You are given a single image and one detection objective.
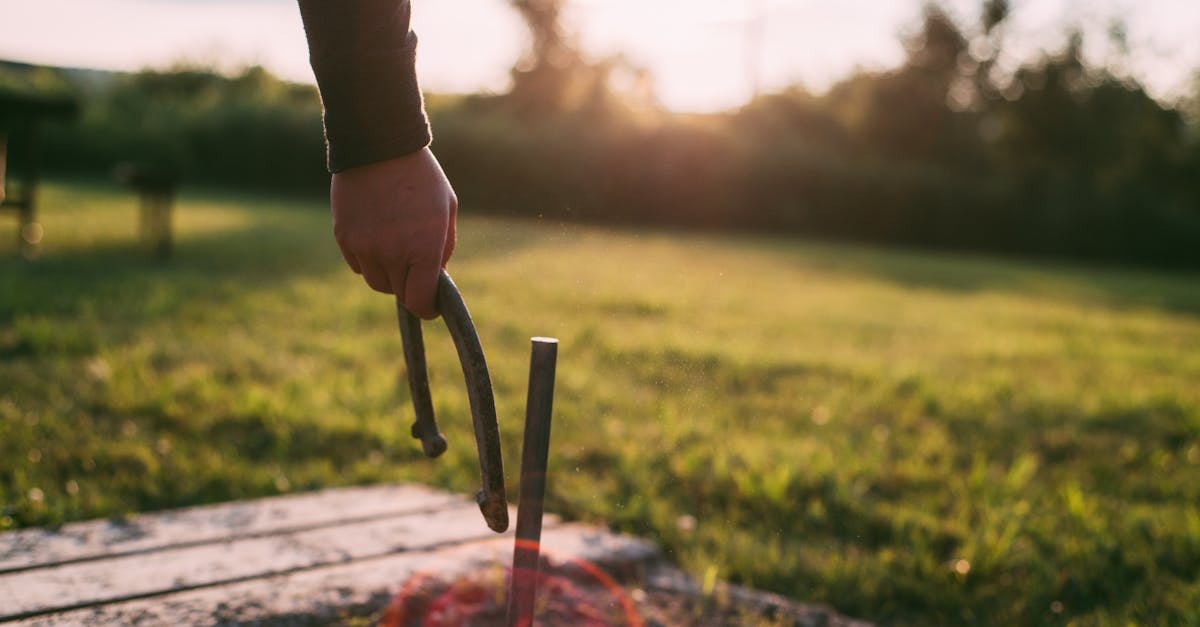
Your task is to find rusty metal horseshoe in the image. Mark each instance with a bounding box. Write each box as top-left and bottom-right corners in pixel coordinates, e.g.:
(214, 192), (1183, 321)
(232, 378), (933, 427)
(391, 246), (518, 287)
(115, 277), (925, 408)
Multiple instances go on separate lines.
(396, 270), (508, 533)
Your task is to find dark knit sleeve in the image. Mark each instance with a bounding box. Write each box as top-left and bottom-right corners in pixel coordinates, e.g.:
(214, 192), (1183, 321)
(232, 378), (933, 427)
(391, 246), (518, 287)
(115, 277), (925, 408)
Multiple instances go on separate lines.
(298, 0), (432, 172)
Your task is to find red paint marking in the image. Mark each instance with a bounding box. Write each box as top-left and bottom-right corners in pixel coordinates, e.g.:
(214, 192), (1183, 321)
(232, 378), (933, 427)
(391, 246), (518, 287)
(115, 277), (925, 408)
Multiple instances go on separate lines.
(381, 552), (643, 627)
(513, 539), (541, 552)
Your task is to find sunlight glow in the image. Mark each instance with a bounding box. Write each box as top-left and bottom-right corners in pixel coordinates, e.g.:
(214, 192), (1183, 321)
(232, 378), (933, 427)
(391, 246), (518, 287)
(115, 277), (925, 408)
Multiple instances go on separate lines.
(0, 0), (1196, 112)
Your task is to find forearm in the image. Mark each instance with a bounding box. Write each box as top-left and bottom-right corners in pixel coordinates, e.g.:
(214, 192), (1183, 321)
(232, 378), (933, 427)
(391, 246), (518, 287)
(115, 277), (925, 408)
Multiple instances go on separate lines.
(298, 0), (431, 172)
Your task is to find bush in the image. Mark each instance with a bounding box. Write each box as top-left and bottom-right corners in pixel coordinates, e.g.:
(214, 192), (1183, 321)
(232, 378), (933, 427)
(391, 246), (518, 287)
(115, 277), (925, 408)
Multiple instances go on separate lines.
(39, 65), (327, 195)
(24, 57), (1200, 269)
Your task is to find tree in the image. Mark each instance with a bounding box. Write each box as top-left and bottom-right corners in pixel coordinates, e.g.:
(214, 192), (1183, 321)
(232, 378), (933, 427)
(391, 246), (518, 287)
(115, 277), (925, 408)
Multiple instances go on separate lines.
(506, 0), (605, 115)
(828, 4), (978, 165)
(989, 30), (1198, 260)
(506, 0), (655, 117)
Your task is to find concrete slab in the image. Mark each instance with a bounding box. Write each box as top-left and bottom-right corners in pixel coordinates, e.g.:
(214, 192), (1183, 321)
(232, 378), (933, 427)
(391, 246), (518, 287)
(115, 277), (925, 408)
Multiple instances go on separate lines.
(0, 484), (649, 625)
(0, 485), (460, 574)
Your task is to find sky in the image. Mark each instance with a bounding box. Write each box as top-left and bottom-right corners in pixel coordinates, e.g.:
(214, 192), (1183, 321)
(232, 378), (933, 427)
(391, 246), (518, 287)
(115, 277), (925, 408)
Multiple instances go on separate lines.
(0, 0), (1197, 112)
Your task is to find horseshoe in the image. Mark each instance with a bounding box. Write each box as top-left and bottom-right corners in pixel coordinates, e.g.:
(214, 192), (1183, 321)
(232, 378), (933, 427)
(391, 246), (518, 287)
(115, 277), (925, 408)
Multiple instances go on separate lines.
(396, 270), (508, 533)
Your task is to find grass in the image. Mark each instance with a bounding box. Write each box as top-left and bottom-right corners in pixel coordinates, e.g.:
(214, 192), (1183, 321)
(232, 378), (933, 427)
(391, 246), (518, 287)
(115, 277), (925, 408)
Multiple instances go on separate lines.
(2, 179), (1199, 625)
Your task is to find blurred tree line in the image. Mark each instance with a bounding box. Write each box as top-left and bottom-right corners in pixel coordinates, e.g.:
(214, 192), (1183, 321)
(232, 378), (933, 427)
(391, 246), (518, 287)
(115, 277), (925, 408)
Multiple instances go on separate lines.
(9, 0), (1200, 267)
(27, 64), (328, 192)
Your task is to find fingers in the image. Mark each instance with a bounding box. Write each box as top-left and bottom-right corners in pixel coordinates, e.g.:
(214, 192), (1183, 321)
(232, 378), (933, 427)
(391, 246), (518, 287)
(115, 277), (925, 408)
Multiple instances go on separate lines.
(338, 245), (363, 274)
(387, 264), (409, 305)
(359, 259), (393, 294)
(360, 256), (435, 319)
(404, 259), (441, 320)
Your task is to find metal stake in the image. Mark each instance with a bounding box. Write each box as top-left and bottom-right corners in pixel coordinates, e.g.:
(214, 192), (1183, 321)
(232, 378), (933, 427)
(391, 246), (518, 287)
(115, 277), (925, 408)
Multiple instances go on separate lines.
(506, 337), (558, 627)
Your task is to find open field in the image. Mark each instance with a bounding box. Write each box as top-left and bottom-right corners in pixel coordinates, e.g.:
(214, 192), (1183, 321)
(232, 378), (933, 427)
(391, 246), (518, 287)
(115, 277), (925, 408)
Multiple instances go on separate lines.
(2, 180), (1199, 625)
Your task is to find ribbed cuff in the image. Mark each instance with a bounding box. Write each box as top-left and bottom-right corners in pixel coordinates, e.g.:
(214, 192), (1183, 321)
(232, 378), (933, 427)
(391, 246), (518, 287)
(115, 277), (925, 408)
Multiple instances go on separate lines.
(300, 1), (432, 172)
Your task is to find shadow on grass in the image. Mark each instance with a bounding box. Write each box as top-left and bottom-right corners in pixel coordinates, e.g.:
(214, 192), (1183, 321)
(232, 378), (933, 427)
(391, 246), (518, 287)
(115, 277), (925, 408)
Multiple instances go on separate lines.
(753, 236), (1200, 317)
(0, 221), (336, 323)
(0, 200), (542, 328)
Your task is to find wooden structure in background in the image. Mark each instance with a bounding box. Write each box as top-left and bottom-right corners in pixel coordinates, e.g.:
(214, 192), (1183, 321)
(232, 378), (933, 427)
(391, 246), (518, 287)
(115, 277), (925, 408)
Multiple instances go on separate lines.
(0, 90), (77, 257)
(113, 162), (179, 259)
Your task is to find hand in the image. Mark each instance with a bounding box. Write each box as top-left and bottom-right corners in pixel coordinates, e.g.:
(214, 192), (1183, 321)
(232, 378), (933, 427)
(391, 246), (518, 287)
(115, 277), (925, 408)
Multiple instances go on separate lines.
(330, 147), (457, 319)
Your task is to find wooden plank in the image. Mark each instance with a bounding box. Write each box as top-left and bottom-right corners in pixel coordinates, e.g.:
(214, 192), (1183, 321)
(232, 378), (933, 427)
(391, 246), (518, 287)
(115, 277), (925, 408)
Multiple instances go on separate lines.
(0, 500), (544, 622)
(10, 524), (659, 626)
(0, 484), (460, 574)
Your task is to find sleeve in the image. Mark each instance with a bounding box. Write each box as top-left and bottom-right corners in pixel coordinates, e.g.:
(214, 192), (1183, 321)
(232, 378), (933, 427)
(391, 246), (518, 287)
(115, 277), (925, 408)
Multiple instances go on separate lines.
(298, 0), (432, 172)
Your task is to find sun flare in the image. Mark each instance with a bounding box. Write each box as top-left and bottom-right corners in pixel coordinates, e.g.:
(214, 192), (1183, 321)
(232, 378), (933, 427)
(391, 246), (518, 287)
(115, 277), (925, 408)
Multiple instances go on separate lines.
(0, 0), (1197, 111)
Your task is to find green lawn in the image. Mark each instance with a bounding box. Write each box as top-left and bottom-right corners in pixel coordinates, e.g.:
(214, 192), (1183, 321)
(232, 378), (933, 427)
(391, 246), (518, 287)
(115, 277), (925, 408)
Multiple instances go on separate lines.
(2, 179), (1199, 625)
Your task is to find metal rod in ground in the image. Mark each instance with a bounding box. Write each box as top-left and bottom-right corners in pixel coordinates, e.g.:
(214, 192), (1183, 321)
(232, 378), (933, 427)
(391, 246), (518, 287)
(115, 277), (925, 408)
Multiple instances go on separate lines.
(506, 337), (559, 627)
